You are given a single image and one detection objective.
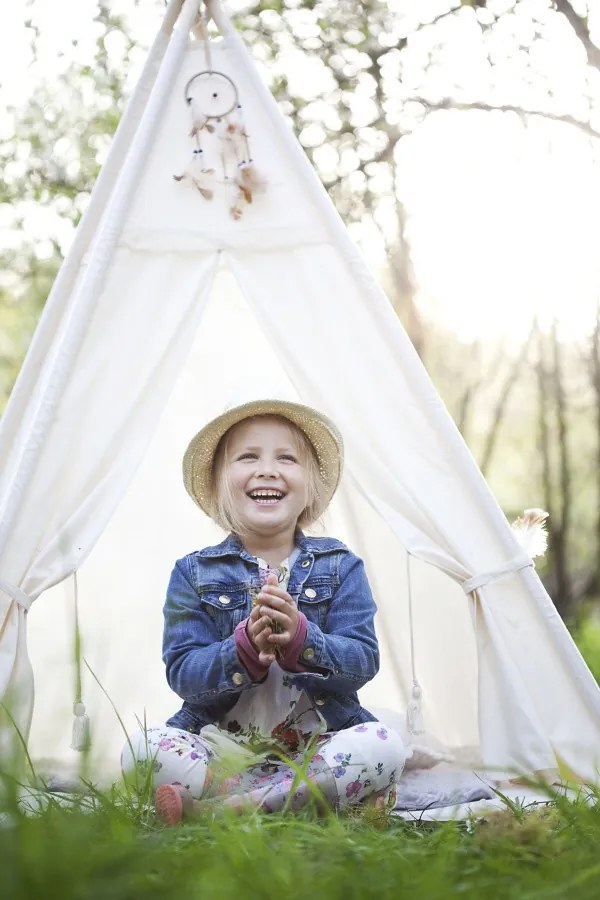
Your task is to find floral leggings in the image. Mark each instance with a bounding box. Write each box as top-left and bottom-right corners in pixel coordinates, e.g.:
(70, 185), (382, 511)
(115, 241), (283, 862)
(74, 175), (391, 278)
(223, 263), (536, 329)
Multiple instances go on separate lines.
(122, 721), (407, 814)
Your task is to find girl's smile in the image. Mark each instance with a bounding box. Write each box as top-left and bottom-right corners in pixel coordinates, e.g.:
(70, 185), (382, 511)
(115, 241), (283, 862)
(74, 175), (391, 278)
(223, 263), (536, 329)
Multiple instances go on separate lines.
(247, 488), (285, 504)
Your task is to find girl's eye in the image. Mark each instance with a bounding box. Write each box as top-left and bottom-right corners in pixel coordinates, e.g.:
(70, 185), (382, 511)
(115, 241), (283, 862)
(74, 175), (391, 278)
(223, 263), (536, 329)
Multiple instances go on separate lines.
(279, 454), (297, 463)
(237, 453), (258, 461)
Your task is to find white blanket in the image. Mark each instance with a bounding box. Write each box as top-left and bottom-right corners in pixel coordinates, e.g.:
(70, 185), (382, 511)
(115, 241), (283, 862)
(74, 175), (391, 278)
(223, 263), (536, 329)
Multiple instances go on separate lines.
(394, 764), (494, 812)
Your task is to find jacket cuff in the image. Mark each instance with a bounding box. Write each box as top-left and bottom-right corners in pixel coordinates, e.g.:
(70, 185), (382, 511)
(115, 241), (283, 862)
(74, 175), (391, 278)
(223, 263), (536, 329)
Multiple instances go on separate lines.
(278, 612), (310, 672)
(285, 619), (331, 678)
(234, 619), (270, 682)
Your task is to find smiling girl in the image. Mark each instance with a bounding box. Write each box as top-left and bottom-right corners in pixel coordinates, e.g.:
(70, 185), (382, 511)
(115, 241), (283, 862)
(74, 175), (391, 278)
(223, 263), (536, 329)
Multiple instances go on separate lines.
(122, 399), (408, 823)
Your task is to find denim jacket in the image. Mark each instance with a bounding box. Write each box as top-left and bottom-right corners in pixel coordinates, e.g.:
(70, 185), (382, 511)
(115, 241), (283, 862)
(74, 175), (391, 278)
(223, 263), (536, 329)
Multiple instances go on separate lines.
(163, 531), (379, 734)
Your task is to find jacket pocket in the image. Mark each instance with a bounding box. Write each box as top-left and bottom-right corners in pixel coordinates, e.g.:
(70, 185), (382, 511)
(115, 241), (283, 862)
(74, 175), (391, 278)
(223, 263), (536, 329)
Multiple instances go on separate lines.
(296, 582), (333, 629)
(199, 588), (249, 639)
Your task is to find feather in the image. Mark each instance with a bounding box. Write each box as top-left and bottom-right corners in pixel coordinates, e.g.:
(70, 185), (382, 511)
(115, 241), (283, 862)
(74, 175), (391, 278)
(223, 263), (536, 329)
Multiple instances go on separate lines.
(235, 163), (267, 204)
(511, 508), (549, 558)
(214, 111), (250, 164)
(187, 96), (215, 138)
(173, 154), (216, 200)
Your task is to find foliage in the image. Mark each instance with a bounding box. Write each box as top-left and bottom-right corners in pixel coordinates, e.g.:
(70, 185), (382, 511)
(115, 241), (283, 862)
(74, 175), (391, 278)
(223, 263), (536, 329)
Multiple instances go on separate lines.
(232, 0), (600, 221)
(0, 0), (131, 409)
(0, 251), (58, 408)
(573, 610), (600, 682)
(1, 1), (130, 216)
(2, 777), (600, 899)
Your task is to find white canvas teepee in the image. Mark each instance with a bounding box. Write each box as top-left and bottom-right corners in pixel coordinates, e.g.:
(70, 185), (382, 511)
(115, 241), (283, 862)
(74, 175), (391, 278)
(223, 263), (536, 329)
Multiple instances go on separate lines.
(2, 0), (600, 782)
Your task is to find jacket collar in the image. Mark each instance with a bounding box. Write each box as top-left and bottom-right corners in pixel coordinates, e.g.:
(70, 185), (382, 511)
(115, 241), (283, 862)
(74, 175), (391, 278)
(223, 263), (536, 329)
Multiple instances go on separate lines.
(197, 530), (346, 559)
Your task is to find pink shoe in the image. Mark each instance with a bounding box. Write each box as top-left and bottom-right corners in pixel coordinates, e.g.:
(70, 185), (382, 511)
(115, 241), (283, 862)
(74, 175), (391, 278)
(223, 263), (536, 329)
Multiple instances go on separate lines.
(155, 784), (192, 826)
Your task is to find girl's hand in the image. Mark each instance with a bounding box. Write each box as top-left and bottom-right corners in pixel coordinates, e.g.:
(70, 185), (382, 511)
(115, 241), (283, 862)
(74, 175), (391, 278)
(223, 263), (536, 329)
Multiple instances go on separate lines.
(247, 604), (277, 666)
(255, 572), (300, 651)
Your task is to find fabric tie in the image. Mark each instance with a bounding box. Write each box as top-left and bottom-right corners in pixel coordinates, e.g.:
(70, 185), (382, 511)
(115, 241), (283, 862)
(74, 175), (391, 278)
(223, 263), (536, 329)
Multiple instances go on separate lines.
(462, 554), (533, 595)
(0, 578), (33, 611)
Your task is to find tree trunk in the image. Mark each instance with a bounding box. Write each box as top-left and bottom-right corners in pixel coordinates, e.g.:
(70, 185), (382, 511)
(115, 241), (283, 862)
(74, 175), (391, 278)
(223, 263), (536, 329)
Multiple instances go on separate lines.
(479, 325), (535, 477)
(590, 300), (600, 594)
(536, 324), (574, 619)
(550, 319), (573, 616)
(386, 160), (425, 358)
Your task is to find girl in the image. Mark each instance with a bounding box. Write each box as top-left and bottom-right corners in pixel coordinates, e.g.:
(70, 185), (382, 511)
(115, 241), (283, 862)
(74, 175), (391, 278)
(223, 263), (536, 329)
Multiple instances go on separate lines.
(123, 399), (408, 823)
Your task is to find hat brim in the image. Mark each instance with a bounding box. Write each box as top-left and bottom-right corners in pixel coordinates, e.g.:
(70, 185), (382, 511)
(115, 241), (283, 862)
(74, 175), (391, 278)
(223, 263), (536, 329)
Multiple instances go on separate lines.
(182, 399), (344, 522)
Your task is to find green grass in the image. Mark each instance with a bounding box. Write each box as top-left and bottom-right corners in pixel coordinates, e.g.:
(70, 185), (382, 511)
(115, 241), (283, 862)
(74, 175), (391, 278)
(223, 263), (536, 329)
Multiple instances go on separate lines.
(573, 612), (600, 683)
(2, 775), (600, 900)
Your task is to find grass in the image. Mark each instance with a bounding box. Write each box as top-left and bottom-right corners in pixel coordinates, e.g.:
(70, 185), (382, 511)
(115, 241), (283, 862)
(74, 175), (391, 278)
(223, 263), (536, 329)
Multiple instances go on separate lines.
(2, 767), (600, 900)
(572, 611), (600, 683)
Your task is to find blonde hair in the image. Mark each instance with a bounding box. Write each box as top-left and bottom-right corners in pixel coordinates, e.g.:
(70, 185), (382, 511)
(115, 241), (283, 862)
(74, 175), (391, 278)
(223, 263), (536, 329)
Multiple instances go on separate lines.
(210, 415), (324, 534)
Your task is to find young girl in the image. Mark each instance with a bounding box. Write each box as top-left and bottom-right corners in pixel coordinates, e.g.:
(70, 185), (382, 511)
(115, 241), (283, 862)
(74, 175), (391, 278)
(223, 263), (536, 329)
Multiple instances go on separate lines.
(123, 399), (408, 823)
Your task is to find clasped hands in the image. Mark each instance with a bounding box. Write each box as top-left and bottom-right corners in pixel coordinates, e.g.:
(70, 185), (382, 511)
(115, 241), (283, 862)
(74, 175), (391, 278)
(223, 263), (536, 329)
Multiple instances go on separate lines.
(246, 573), (300, 666)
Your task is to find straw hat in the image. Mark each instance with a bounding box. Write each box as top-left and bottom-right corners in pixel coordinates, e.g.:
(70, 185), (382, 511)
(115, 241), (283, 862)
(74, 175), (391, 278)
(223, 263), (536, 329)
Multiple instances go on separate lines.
(182, 398), (344, 520)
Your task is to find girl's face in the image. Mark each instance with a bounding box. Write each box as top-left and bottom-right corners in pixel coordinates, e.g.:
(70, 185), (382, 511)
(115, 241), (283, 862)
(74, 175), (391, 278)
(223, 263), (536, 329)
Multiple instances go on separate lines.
(223, 416), (309, 540)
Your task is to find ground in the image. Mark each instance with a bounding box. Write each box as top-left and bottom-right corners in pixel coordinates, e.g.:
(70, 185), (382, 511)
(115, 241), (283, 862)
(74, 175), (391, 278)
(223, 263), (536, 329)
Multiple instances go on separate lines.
(3, 775), (600, 899)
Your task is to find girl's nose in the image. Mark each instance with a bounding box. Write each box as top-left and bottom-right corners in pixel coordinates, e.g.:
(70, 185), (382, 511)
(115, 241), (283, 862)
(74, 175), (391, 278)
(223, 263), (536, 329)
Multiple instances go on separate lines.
(256, 461), (279, 478)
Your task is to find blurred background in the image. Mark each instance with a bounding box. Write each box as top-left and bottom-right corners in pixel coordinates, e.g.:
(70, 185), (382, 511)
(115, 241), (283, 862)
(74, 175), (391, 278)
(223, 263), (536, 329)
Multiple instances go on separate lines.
(2, 0), (600, 672)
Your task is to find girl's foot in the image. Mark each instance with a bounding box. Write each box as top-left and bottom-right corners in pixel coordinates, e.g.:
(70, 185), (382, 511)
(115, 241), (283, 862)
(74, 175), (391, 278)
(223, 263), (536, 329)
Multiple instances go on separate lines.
(155, 784), (193, 826)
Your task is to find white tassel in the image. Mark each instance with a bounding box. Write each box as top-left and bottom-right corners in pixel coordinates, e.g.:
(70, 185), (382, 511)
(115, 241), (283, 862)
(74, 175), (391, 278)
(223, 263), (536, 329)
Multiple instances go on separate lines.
(406, 681), (425, 736)
(511, 508), (549, 558)
(70, 701), (91, 752)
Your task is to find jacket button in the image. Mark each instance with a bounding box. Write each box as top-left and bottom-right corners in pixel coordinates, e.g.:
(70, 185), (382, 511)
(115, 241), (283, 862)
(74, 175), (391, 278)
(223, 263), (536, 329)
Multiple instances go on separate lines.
(218, 595), (231, 605)
(302, 647), (315, 661)
(301, 560), (310, 568)
(315, 695), (325, 707)
(304, 588), (316, 598)
(232, 672), (244, 685)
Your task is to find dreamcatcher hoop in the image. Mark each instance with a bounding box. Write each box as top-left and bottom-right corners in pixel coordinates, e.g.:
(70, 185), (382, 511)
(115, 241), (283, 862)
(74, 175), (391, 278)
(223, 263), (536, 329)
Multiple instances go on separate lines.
(184, 70), (239, 119)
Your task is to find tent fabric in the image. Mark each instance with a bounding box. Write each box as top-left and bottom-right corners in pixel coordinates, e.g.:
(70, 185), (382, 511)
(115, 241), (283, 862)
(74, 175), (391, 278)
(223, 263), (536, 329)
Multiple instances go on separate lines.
(2, 0), (600, 778)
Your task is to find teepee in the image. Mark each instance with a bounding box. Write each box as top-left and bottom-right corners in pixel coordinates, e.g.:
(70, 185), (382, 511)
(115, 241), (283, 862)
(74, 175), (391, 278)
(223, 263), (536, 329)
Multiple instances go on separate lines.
(1, 0), (599, 782)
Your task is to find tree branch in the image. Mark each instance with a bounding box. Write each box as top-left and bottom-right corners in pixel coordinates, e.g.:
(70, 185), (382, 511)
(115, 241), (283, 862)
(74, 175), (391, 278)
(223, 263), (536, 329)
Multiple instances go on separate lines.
(554, 0), (600, 71)
(415, 97), (600, 141)
(324, 94), (600, 195)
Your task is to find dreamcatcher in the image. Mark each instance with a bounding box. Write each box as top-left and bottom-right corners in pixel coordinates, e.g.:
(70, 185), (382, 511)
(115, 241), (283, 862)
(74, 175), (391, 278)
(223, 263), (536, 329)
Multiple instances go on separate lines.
(174, 17), (267, 219)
